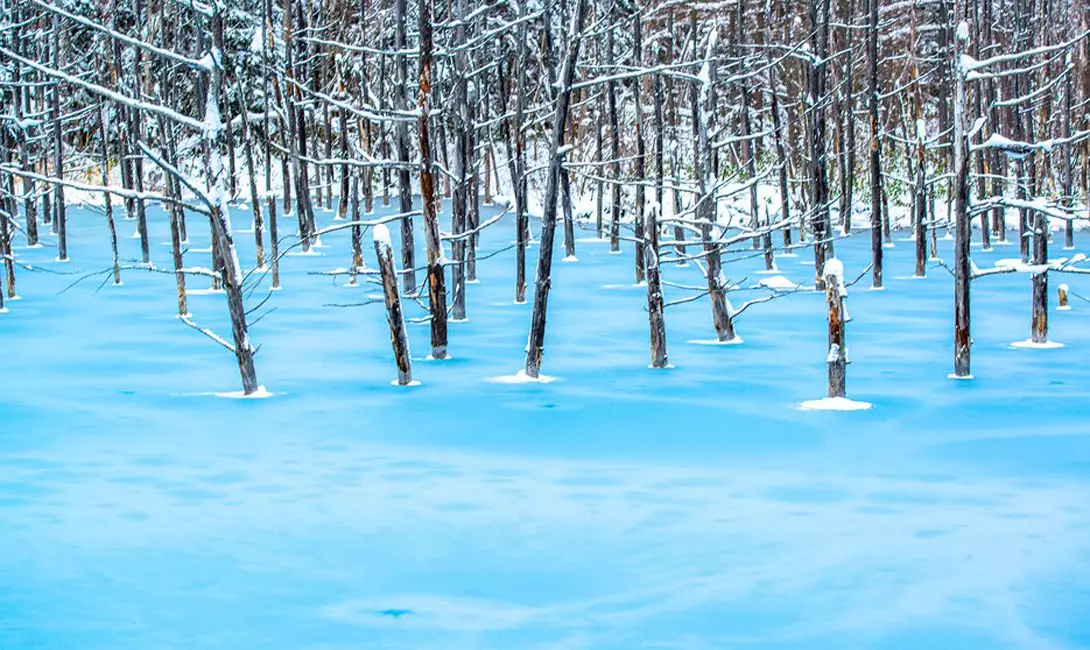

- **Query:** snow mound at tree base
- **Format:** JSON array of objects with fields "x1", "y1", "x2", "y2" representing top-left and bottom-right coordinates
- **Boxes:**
[
  {"x1": 798, "y1": 397, "x2": 873, "y2": 411},
  {"x1": 1009, "y1": 339, "x2": 1064, "y2": 349},
  {"x1": 487, "y1": 370, "x2": 556, "y2": 384},
  {"x1": 209, "y1": 386, "x2": 274, "y2": 399}
]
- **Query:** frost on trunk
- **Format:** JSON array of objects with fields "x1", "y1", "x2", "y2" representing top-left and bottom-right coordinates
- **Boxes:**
[{"x1": 374, "y1": 224, "x2": 412, "y2": 385}]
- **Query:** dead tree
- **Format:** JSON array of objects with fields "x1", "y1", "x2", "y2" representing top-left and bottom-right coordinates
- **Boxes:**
[
  {"x1": 525, "y1": 0, "x2": 589, "y2": 379},
  {"x1": 691, "y1": 20, "x2": 734, "y2": 342},
  {"x1": 374, "y1": 223, "x2": 413, "y2": 385},
  {"x1": 808, "y1": 0, "x2": 834, "y2": 290},
  {"x1": 418, "y1": 0, "x2": 449, "y2": 359},
  {"x1": 866, "y1": 0, "x2": 882, "y2": 288},
  {"x1": 394, "y1": 0, "x2": 417, "y2": 294},
  {"x1": 824, "y1": 259, "x2": 846, "y2": 398},
  {"x1": 951, "y1": 20, "x2": 971, "y2": 378}
]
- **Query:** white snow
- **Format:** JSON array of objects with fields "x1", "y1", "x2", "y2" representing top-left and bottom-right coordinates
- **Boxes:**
[
  {"x1": 822, "y1": 258, "x2": 844, "y2": 284},
  {"x1": 688, "y1": 337, "x2": 745, "y2": 346},
  {"x1": 956, "y1": 20, "x2": 970, "y2": 43},
  {"x1": 487, "y1": 370, "x2": 557, "y2": 384},
  {"x1": 798, "y1": 397, "x2": 873, "y2": 411},
  {"x1": 390, "y1": 379, "x2": 422, "y2": 387},
  {"x1": 757, "y1": 275, "x2": 799, "y2": 291},
  {"x1": 211, "y1": 386, "x2": 274, "y2": 399},
  {"x1": 562, "y1": 255, "x2": 579, "y2": 263},
  {"x1": 1009, "y1": 339, "x2": 1065, "y2": 349},
  {"x1": 374, "y1": 222, "x2": 392, "y2": 248}
]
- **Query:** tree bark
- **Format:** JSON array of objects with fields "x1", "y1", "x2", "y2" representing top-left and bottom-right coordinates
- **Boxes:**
[{"x1": 525, "y1": 0, "x2": 589, "y2": 378}]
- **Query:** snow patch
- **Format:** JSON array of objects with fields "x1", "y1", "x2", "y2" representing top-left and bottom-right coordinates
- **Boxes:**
[
  {"x1": 1009, "y1": 339, "x2": 1064, "y2": 349},
  {"x1": 757, "y1": 275, "x2": 800, "y2": 291},
  {"x1": 487, "y1": 370, "x2": 557, "y2": 384},
  {"x1": 798, "y1": 397, "x2": 873, "y2": 411},
  {"x1": 211, "y1": 386, "x2": 274, "y2": 399},
  {"x1": 688, "y1": 337, "x2": 745, "y2": 346}
]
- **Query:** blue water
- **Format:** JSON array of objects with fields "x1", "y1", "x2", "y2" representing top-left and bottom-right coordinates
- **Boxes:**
[{"x1": 2, "y1": 199, "x2": 1089, "y2": 649}]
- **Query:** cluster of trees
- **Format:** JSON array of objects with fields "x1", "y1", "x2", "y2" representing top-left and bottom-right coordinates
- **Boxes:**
[{"x1": 0, "y1": 0, "x2": 1088, "y2": 397}]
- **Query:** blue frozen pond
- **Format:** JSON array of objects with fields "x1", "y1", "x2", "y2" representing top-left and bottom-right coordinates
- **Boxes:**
[{"x1": 1, "y1": 199, "x2": 1089, "y2": 649}]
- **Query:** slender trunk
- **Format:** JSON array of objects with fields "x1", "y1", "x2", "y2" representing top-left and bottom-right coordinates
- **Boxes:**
[
  {"x1": 632, "y1": 14, "x2": 646, "y2": 281},
  {"x1": 692, "y1": 19, "x2": 733, "y2": 341},
  {"x1": 374, "y1": 225, "x2": 413, "y2": 385},
  {"x1": 525, "y1": 0, "x2": 589, "y2": 378},
  {"x1": 395, "y1": 0, "x2": 416, "y2": 294},
  {"x1": 952, "y1": 22, "x2": 971, "y2": 378},
  {"x1": 866, "y1": 0, "x2": 882, "y2": 287},
  {"x1": 418, "y1": 0, "x2": 448, "y2": 358},
  {"x1": 51, "y1": 11, "x2": 67, "y2": 262},
  {"x1": 607, "y1": 24, "x2": 621, "y2": 253}
]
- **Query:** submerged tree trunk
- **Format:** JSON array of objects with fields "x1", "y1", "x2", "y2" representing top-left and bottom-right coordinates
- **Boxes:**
[
  {"x1": 809, "y1": 0, "x2": 833, "y2": 290},
  {"x1": 207, "y1": 12, "x2": 260, "y2": 395},
  {"x1": 606, "y1": 23, "x2": 621, "y2": 253},
  {"x1": 692, "y1": 20, "x2": 733, "y2": 342},
  {"x1": 866, "y1": 0, "x2": 882, "y2": 288},
  {"x1": 395, "y1": 0, "x2": 417, "y2": 294},
  {"x1": 374, "y1": 224, "x2": 413, "y2": 385},
  {"x1": 825, "y1": 262, "x2": 846, "y2": 397},
  {"x1": 525, "y1": 0, "x2": 589, "y2": 378},
  {"x1": 952, "y1": 23, "x2": 972, "y2": 379},
  {"x1": 417, "y1": 0, "x2": 449, "y2": 359}
]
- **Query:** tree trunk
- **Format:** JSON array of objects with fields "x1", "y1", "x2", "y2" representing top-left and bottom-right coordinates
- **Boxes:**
[
  {"x1": 952, "y1": 23, "x2": 972, "y2": 378},
  {"x1": 418, "y1": 0, "x2": 449, "y2": 359},
  {"x1": 525, "y1": 0, "x2": 589, "y2": 378},
  {"x1": 866, "y1": 0, "x2": 882, "y2": 288},
  {"x1": 825, "y1": 264, "x2": 846, "y2": 397},
  {"x1": 374, "y1": 225, "x2": 413, "y2": 385},
  {"x1": 395, "y1": 0, "x2": 416, "y2": 294}
]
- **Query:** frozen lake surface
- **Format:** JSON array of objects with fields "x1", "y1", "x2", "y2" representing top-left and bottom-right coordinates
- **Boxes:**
[{"x1": 2, "y1": 202, "x2": 1089, "y2": 649}]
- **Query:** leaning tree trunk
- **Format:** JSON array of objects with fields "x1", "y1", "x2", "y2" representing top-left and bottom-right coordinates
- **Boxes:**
[
  {"x1": 374, "y1": 224, "x2": 413, "y2": 385},
  {"x1": 202, "y1": 13, "x2": 260, "y2": 394},
  {"x1": 525, "y1": 0, "x2": 589, "y2": 379}
]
